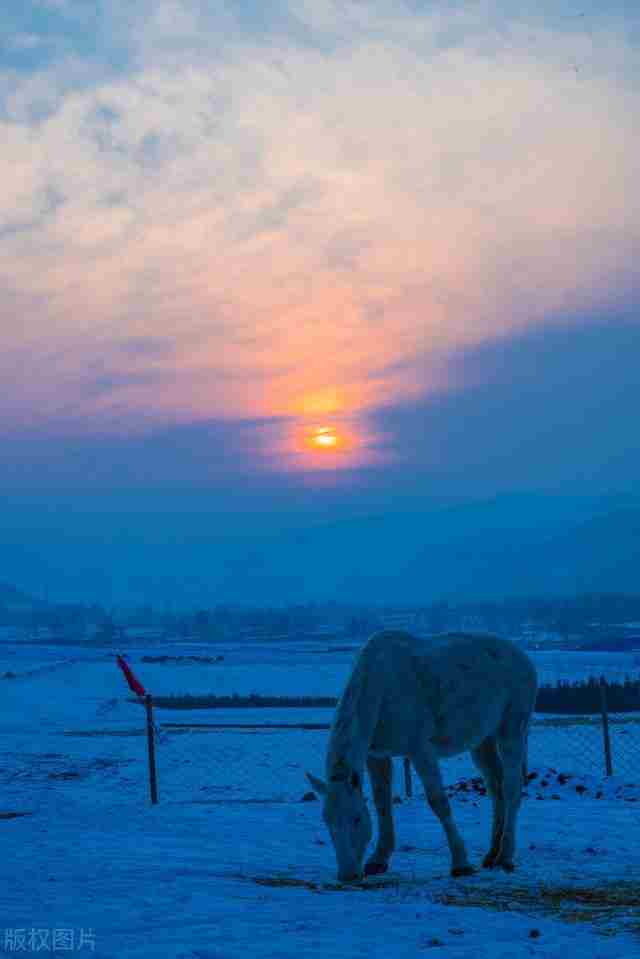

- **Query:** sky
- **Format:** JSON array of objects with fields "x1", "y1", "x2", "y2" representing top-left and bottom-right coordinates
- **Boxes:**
[{"x1": 1, "y1": 1, "x2": 639, "y2": 605}]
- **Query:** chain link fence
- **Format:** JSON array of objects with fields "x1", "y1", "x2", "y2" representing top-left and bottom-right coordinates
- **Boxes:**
[
  {"x1": 147, "y1": 708, "x2": 640, "y2": 805},
  {"x1": 527, "y1": 713, "x2": 639, "y2": 780},
  {"x1": 607, "y1": 715, "x2": 640, "y2": 779},
  {"x1": 7, "y1": 709, "x2": 638, "y2": 811}
]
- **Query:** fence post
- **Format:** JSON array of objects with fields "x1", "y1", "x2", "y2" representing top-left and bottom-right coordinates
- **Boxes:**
[
  {"x1": 145, "y1": 693, "x2": 159, "y2": 804},
  {"x1": 403, "y1": 757, "x2": 413, "y2": 798},
  {"x1": 599, "y1": 679, "x2": 613, "y2": 777}
]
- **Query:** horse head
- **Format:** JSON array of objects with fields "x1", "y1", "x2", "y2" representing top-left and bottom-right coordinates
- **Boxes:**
[{"x1": 306, "y1": 770, "x2": 372, "y2": 882}]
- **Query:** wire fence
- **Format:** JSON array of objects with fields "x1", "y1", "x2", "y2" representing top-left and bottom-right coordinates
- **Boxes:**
[
  {"x1": 147, "y1": 708, "x2": 640, "y2": 805},
  {"x1": 7, "y1": 708, "x2": 638, "y2": 812},
  {"x1": 527, "y1": 713, "x2": 639, "y2": 781},
  {"x1": 41, "y1": 678, "x2": 639, "y2": 808}
]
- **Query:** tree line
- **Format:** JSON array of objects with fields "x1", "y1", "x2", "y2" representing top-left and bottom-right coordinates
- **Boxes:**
[
  {"x1": 2, "y1": 588, "x2": 640, "y2": 645},
  {"x1": 535, "y1": 675, "x2": 640, "y2": 714},
  {"x1": 136, "y1": 676, "x2": 640, "y2": 715}
]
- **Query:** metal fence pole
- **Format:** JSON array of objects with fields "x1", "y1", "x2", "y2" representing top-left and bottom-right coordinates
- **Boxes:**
[
  {"x1": 599, "y1": 679, "x2": 613, "y2": 777},
  {"x1": 403, "y1": 757, "x2": 413, "y2": 798},
  {"x1": 145, "y1": 693, "x2": 159, "y2": 804}
]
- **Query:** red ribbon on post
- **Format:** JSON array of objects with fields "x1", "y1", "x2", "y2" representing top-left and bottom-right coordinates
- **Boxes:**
[
  {"x1": 115, "y1": 655, "x2": 158, "y2": 803},
  {"x1": 116, "y1": 654, "x2": 146, "y2": 697}
]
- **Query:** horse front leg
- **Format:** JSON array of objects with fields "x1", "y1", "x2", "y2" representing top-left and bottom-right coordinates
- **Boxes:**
[
  {"x1": 364, "y1": 755, "x2": 395, "y2": 876},
  {"x1": 412, "y1": 747, "x2": 474, "y2": 877}
]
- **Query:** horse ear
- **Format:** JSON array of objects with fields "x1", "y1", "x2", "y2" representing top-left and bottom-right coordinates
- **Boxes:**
[{"x1": 306, "y1": 772, "x2": 327, "y2": 795}]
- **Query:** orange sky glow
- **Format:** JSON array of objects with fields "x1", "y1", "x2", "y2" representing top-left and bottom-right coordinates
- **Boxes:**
[{"x1": 0, "y1": 3, "x2": 638, "y2": 480}]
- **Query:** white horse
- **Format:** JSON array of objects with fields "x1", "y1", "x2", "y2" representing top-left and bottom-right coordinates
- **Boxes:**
[{"x1": 307, "y1": 631, "x2": 537, "y2": 882}]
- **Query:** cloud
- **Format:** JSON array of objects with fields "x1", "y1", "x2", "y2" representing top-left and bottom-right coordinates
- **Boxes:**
[
  {"x1": 2, "y1": 311, "x2": 638, "y2": 497},
  {"x1": 113, "y1": 335, "x2": 176, "y2": 358},
  {"x1": 0, "y1": 0, "x2": 638, "y2": 446},
  {"x1": 369, "y1": 313, "x2": 640, "y2": 494},
  {"x1": 5, "y1": 34, "x2": 47, "y2": 53}
]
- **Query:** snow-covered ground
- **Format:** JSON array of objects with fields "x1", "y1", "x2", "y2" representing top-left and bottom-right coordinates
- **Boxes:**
[{"x1": 0, "y1": 640, "x2": 638, "y2": 957}]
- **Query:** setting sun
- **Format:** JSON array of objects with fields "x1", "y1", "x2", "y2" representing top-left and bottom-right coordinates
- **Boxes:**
[
  {"x1": 311, "y1": 427, "x2": 338, "y2": 448},
  {"x1": 280, "y1": 418, "x2": 380, "y2": 473}
]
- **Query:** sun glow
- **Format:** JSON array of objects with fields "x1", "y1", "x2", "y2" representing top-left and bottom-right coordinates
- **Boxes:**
[
  {"x1": 312, "y1": 426, "x2": 338, "y2": 449},
  {"x1": 270, "y1": 415, "x2": 387, "y2": 474}
]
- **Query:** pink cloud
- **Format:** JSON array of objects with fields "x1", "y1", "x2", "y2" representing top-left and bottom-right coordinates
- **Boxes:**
[{"x1": 0, "y1": 1, "x2": 638, "y2": 477}]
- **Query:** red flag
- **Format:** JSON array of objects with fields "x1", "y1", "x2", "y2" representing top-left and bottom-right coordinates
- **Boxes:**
[{"x1": 116, "y1": 654, "x2": 147, "y2": 697}]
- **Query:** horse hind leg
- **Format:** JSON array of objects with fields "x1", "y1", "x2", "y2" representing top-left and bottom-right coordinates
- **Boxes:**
[
  {"x1": 471, "y1": 736, "x2": 504, "y2": 869},
  {"x1": 412, "y1": 747, "x2": 474, "y2": 877},
  {"x1": 364, "y1": 755, "x2": 395, "y2": 876},
  {"x1": 494, "y1": 712, "x2": 529, "y2": 872}
]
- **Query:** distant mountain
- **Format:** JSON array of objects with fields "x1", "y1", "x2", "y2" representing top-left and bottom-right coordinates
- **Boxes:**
[
  {"x1": 2, "y1": 495, "x2": 638, "y2": 607},
  {"x1": 0, "y1": 582, "x2": 45, "y2": 611},
  {"x1": 536, "y1": 509, "x2": 640, "y2": 596},
  {"x1": 396, "y1": 507, "x2": 640, "y2": 601},
  {"x1": 214, "y1": 502, "x2": 640, "y2": 604}
]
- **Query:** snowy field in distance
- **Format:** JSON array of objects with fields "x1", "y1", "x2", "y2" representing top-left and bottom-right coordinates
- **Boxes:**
[{"x1": 3, "y1": 637, "x2": 638, "y2": 697}]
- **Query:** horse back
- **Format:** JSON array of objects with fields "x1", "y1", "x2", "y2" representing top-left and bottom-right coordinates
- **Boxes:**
[{"x1": 363, "y1": 631, "x2": 537, "y2": 757}]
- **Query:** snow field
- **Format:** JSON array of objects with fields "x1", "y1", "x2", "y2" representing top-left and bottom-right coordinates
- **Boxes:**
[{"x1": 0, "y1": 640, "x2": 639, "y2": 957}]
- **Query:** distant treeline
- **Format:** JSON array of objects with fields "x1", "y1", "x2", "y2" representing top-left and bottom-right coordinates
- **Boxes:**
[
  {"x1": 138, "y1": 693, "x2": 338, "y2": 709},
  {"x1": 140, "y1": 654, "x2": 224, "y2": 664},
  {"x1": 535, "y1": 676, "x2": 640, "y2": 714},
  {"x1": 449, "y1": 592, "x2": 640, "y2": 638},
  {"x1": 579, "y1": 635, "x2": 640, "y2": 653},
  {"x1": 4, "y1": 586, "x2": 640, "y2": 642},
  {"x1": 140, "y1": 676, "x2": 640, "y2": 714}
]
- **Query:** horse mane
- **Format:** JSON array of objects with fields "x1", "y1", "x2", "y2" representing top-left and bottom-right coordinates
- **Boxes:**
[{"x1": 325, "y1": 640, "x2": 385, "y2": 781}]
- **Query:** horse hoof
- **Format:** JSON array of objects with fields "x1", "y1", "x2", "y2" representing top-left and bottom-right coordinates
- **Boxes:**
[
  {"x1": 364, "y1": 861, "x2": 388, "y2": 876},
  {"x1": 451, "y1": 865, "x2": 476, "y2": 877},
  {"x1": 482, "y1": 856, "x2": 497, "y2": 869},
  {"x1": 497, "y1": 861, "x2": 515, "y2": 873}
]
